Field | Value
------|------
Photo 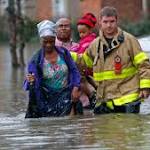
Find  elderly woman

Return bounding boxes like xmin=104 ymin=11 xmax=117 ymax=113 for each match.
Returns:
xmin=24 ymin=20 xmax=82 ymax=118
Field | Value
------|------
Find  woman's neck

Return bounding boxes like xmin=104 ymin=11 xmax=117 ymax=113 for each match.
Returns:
xmin=45 ymin=50 xmax=58 ymax=64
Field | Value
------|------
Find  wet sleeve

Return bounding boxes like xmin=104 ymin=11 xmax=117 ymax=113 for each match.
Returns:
xmin=129 ymin=35 xmax=150 ymax=88
xmin=65 ymin=50 xmax=81 ymax=88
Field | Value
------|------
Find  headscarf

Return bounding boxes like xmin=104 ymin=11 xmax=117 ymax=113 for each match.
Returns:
xmin=77 ymin=13 xmax=97 ymax=28
xmin=37 ymin=20 xmax=56 ymax=38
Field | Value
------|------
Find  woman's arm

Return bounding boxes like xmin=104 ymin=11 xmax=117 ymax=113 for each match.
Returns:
xmin=64 ymin=49 xmax=81 ymax=88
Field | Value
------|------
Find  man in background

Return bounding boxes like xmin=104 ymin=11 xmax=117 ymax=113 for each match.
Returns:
xmin=55 ymin=18 xmax=78 ymax=50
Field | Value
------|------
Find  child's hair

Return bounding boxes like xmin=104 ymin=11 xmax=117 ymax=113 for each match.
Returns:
xmin=77 ymin=13 xmax=97 ymax=28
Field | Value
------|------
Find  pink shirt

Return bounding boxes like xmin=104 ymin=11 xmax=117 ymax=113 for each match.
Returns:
xmin=55 ymin=38 xmax=79 ymax=51
xmin=71 ymin=33 xmax=96 ymax=54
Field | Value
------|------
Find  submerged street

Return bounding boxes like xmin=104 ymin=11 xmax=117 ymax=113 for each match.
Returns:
xmin=0 ymin=44 xmax=150 ymax=149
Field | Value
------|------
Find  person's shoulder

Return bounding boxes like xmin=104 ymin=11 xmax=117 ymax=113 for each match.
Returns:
xmin=30 ymin=49 xmax=42 ymax=63
xmin=123 ymin=30 xmax=137 ymax=41
xmin=86 ymin=37 xmax=100 ymax=53
xmin=56 ymin=45 xmax=67 ymax=52
xmin=81 ymin=33 xmax=97 ymax=44
xmin=72 ymin=41 xmax=78 ymax=46
xmin=90 ymin=36 xmax=100 ymax=46
xmin=122 ymin=30 xmax=140 ymax=49
xmin=56 ymin=46 xmax=69 ymax=56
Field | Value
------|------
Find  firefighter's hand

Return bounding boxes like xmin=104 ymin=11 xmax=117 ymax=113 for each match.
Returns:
xmin=26 ymin=73 xmax=35 ymax=83
xmin=71 ymin=87 xmax=80 ymax=102
xmin=139 ymin=88 xmax=150 ymax=99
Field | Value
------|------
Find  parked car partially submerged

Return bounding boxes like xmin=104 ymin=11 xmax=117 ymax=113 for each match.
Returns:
xmin=138 ymin=36 xmax=150 ymax=57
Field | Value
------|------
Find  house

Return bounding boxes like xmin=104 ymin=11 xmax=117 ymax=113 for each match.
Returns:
xmin=35 ymin=0 xmax=150 ymax=22
xmin=0 ymin=0 xmax=149 ymax=22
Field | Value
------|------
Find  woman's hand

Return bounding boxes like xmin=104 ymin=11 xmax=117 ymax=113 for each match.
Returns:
xmin=71 ymin=87 xmax=80 ymax=102
xmin=26 ymin=73 xmax=35 ymax=83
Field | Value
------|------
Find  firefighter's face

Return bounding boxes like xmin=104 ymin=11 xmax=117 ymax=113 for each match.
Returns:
xmin=99 ymin=16 xmax=118 ymax=38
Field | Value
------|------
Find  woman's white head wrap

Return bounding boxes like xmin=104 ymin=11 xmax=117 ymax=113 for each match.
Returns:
xmin=37 ymin=20 xmax=56 ymax=38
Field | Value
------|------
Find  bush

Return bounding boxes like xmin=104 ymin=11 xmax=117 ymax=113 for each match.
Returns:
xmin=120 ymin=18 xmax=150 ymax=37
xmin=0 ymin=16 xmax=38 ymax=43
xmin=1 ymin=16 xmax=150 ymax=43
xmin=23 ymin=17 xmax=39 ymax=42
xmin=71 ymin=20 xmax=80 ymax=42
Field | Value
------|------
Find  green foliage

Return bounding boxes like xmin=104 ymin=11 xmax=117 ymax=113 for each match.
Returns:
xmin=1 ymin=16 xmax=150 ymax=43
xmin=120 ymin=18 xmax=150 ymax=37
xmin=21 ymin=17 xmax=39 ymax=42
xmin=0 ymin=16 xmax=39 ymax=43
xmin=0 ymin=16 xmax=9 ymax=42
xmin=71 ymin=20 xmax=80 ymax=42
xmin=0 ymin=30 xmax=9 ymax=42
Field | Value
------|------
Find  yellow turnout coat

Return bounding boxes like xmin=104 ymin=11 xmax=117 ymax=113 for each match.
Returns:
xmin=83 ymin=28 xmax=150 ymax=108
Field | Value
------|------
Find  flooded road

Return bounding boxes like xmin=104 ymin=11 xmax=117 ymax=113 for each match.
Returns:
xmin=0 ymin=43 xmax=150 ymax=150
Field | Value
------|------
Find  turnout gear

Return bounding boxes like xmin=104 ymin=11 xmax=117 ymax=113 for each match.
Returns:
xmin=83 ymin=28 xmax=150 ymax=111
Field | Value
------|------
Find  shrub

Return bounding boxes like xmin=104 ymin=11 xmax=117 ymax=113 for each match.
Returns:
xmin=120 ymin=18 xmax=150 ymax=37
xmin=0 ymin=16 xmax=38 ymax=43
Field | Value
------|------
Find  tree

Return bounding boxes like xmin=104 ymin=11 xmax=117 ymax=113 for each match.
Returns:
xmin=6 ymin=0 xmax=25 ymax=67
xmin=6 ymin=0 xmax=18 ymax=67
xmin=16 ymin=0 xmax=25 ymax=66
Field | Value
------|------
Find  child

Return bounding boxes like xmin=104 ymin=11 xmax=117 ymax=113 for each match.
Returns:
xmin=72 ymin=13 xmax=97 ymax=109
xmin=72 ymin=13 xmax=97 ymax=53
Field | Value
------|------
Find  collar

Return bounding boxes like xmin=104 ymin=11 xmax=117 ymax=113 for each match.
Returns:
xmin=55 ymin=37 xmax=73 ymax=48
xmin=99 ymin=28 xmax=124 ymax=47
xmin=99 ymin=28 xmax=124 ymax=57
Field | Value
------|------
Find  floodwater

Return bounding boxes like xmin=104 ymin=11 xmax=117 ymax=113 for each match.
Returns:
xmin=0 ymin=43 xmax=150 ymax=150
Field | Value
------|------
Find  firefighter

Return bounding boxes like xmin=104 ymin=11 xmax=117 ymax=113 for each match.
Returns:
xmin=82 ymin=6 xmax=150 ymax=114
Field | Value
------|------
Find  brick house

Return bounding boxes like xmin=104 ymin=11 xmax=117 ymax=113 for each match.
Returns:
xmin=0 ymin=0 xmax=150 ymax=22
xmin=80 ymin=0 xmax=150 ymax=22
xmin=3 ymin=0 xmax=148 ymax=22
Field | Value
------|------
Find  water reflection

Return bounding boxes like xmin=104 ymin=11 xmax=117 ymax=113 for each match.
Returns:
xmin=0 ymin=43 xmax=150 ymax=149
xmin=1 ymin=115 xmax=150 ymax=149
xmin=0 ymin=43 xmax=40 ymax=117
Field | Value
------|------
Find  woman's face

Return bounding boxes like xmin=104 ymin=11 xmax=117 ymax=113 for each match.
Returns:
xmin=42 ymin=36 xmax=56 ymax=51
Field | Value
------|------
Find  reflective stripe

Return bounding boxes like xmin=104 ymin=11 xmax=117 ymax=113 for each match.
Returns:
xmin=95 ymin=101 xmax=114 ymax=110
xmin=70 ymin=52 xmax=78 ymax=62
xmin=133 ymin=52 xmax=149 ymax=65
xmin=113 ymin=93 xmax=139 ymax=106
xmin=106 ymin=101 xmax=114 ymax=109
xmin=140 ymin=79 xmax=150 ymax=88
xmin=95 ymin=92 xmax=139 ymax=109
xmin=83 ymin=53 xmax=93 ymax=68
xmin=95 ymin=101 xmax=101 ymax=107
xmin=93 ymin=67 xmax=137 ymax=81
